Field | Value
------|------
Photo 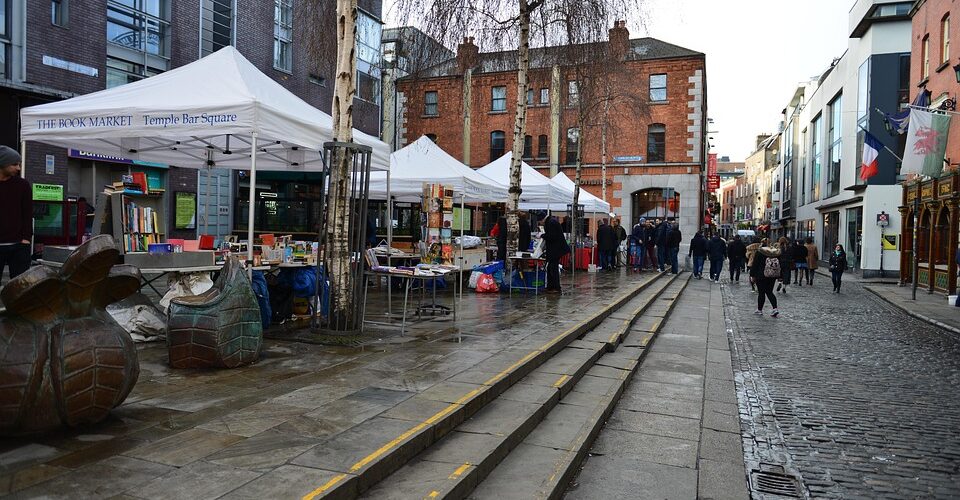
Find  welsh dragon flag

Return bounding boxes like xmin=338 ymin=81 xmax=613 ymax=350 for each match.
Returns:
xmin=902 ymin=108 xmax=952 ymax=177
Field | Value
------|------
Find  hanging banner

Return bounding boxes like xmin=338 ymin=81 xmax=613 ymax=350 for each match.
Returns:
xmin=708 ymin=153 xmax=718 ymax=176
xmin=175 ymin=192 xmax=197 ymax=229
xmin=707 ymin=175 xmax=721 ymax=190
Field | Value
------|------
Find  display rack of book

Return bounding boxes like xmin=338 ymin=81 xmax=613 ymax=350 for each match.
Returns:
xmin=109 ymin=192 xmax=166 ymax=254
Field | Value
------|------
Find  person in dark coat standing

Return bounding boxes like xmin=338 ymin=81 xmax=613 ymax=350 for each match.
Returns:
xmin=493 ymin=216 xmax=507 ymax=261
xmin=613 ymin=219 xmax=627 ymax=268
xmin=666 ymin=220 xmax=682 ymax=274
xmin=596 ymin=219 xmax=617 ymax=270
xmin=775 ymin=237 xmax=792 ymax=293
xmin=518 ymin=212 xmax=532 ymax=253
xmin=707 ymin=234 xmax=727 ymax=282
xmin=689 ymin=232 xmax=707 ymax=279
xmin=542 ymin=216 xmax=568 ymax=293
xmin=654 ymin=220 xmax=669 ymax=272
xmin=629 ymin=219 xmax=646 ymax=271
xmin=727 ymin=235 xmax=747 ymax=283
xmin=0 ymin=146 xmax=30 ymax=285
xmin=829 ymin=243 xmax=848 ymax=293
xmin=644 ymin=220 xmax=657 ymax=270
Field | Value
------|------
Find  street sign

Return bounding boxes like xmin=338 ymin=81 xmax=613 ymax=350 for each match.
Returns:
xmin=614 ymin=155 xmax=644 ymax=163
xmin=877 ymin=212 xmax=889 ymax=227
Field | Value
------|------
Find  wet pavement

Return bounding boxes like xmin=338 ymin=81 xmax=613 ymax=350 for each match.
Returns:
xmin=723 ymin=277 xmax=960 ymax=499
xmin=0 ymin=269 xmax=652 ymax=498
xmin=567 ymin=277 xmax=749 ymax=500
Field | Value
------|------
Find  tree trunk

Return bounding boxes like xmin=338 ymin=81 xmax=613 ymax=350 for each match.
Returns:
xmin=327 ymin=0 xmax=358 ymax=329
xmin=600 ymin=92 xmax=610 ymax=202
xmin=506 ymin=0 xmax=532 ymax=269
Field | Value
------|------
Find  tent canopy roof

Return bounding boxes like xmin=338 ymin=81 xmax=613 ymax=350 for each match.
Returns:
xmin=541 ymin=172 xmax=611 ymax=213
xmin=477 ymin=153 xmax=572 ymax=205
xmin=369 ymin=136 xmax=508 ymax=202
xmin=20 ymin=46 xmax=389 ymax=171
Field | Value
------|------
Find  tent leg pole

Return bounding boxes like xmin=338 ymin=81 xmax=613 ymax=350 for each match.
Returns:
xmin=387 ymin=170 xmax=392 ymax=317
xmin=19 ymin=140 xmax=25 ymax=180
xmin=247 ymin=133 xmax=258 ymax=275
xmin=460 ymin=194 xmax=464 ymax=310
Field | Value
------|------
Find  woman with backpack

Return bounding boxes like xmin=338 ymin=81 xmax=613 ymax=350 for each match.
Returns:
xmin=829 ymin=243 xmax=848 ymax=293
xmin=792 ymin=239 xmax=808 ymax=286
xmin=749 ymin=237 xmax=781 ymax=317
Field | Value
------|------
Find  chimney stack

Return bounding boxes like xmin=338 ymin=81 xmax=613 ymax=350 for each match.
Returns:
xmin=456 ymin=36 xmax=479 ymax=74
xmin=608 ymin=20 xmax=629 ymax=60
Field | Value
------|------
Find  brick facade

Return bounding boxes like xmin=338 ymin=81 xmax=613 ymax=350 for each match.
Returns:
xmin=397 ymin=34 xmax=707 ymax=254
xmin=911 ymin=0 xmax=960 ymax=169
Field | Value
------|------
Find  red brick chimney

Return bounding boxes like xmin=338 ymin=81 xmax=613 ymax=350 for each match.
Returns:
xmin=608 ymin=20 xmax=629 ymax=60
xmin=456 ymin=37 xmax=479 ymax=73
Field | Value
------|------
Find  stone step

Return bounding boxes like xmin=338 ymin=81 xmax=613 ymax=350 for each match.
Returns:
xmin=359 ymin=273 xmax=689 ymax=500
xmin=580 ymin=273 xmax=680 ymax=351
xmin=299 ymin=272 xmax=668 ymax=499
xmin=467 ymin=275 xmax=691 ymax=500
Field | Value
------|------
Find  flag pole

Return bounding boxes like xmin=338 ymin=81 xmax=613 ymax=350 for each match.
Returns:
xmin=857 ymin=125 xmax=903 ymax=162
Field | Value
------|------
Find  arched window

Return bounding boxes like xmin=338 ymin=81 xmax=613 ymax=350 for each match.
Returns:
xmin=490 ymin=130 xmax=506 ymax=161
xmin=934 ymin=208 xmax=950 ymax=265
xmin=918 ymin=209 xmax=931 ymax=264
xmin=523 ymin=135 xmax=533 ymax=159
xmin=647 ymin=124 xmax=665 ymax=162
xmin=630 ymin=188 xmax=680 ymax=226
xmin=566 ymin=127 xmax=580 ymax=164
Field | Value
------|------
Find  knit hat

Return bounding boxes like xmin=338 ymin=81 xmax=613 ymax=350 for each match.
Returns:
xmin=0 ymin=146 xmax=21 ymax=166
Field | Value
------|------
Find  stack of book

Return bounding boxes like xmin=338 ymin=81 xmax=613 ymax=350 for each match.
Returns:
xmin=121 ymin=200 xmax=162 ymax=252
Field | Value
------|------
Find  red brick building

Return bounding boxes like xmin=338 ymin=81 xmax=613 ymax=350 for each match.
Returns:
xmin=900 ymin=0 xmax=960 ymax=290
xmin=397 ymin=24 xmax=707 ymax=246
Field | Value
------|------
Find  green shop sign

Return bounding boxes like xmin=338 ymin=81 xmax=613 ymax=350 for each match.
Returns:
xmin=32 ymin=183 xmax=64 ymax=201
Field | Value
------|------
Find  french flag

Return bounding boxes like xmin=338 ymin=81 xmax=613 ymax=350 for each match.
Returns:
xmin=860 ymin=131 xmax=883 ymax=180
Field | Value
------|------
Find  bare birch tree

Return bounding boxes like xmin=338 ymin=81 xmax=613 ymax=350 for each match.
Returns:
xmin=392 ymin=0 xmax=644 ymax=271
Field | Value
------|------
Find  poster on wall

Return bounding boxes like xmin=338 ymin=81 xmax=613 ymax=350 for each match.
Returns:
xmin=175 ymin=192 xmax=197 ymax=229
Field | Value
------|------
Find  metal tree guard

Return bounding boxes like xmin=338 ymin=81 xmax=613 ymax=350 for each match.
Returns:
xmin=314 ymin=141 xmax=373 ymax=332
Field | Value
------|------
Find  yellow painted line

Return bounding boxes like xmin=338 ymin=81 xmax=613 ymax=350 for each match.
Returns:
xmin=449 ymin=463 xmax=471 ymax=479
xmin=304 ymin=283 xmax=650 ymax=498
xmin=426 ymin=491 xmax=440 ymax=499
xmin=302 ymin=473 xmax=349 ymax=500
xmin=553 ymin=375 xmax=570 ymax=388
xmin=652 ymin=318 xmax=663 ymax=332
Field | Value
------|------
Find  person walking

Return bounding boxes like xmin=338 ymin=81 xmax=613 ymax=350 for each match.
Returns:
xmin=542 ymin=215 xmax=569 ymax=294
xmin=775 ymin=237 xmax=792 ymax=293
xmin=707 ymin=233 xmax=727 ymax=282
xmin=727 ymin=235 xmax=747 ymax=283
xmin=689 ymin=232 xmax=707 ymax=279
xmin=492 ymin=216 xmax=507 ymax=262
xmin=804 ymin=237 xmax=819 ymax=285
xmin=791 ymin=239 xmax=808 ymax=286
xmin=749 ymin=238 xmax=781 ymax=317
xmin=0 ymin=146 xmax=31 ymax=286
xmin=829 ymin=243 xmax=848 ymax=293
xmin=666 ymin=220 xmax=682 ymax=274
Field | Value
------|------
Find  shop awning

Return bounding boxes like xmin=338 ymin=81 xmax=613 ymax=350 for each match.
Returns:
xmin=20 ymin=46 xmax=390 ymax=172
xmin=477 ymin=153 xmax=573 ymax=206
xmin=368 ymin=136 xmax=508 ymax=202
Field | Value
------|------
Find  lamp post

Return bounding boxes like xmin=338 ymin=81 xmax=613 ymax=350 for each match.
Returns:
xmin=912 ymin=186 xmax=919 ymax=301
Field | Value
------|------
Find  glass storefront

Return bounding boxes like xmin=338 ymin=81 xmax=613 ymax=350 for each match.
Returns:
xmin=822 ymin=211 xmax=839 ymax=257
xmin=631 ymin=188 xmax=680 ymax=227
xmin=845 ymin=207 xmax=862 ymax=270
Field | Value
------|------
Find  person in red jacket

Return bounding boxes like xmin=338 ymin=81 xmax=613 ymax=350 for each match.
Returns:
xmin=0 ymin=145 xmax=31 ymax=284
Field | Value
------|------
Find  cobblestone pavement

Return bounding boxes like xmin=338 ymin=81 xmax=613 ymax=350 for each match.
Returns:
xmin=722 ymin=277 xmax=960 ymax=499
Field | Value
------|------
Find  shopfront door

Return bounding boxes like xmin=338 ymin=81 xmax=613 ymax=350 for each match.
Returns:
xmin=822 ymin=211 xmax=839 ymax=257
xmin=846 ymin=207 xmax=863 ymax=270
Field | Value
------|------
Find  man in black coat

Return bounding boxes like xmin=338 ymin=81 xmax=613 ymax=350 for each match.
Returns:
xmin=666 ymin=220 xmax=682 ymax=274
xmin=654 ymin=220 xmax=669 ymax=272
xmin=596 ymin=219 xmax=616 ymax=270
xmin=542 ymin=216 xmax=568 ymax=293
xmin=727 ymin=235 xmax=747 ymax=282
xmin=518 ymin=212 xmax=532 ymax=253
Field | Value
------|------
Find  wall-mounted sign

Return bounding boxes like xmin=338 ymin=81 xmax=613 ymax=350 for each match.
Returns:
xmin=881 ymin=234 xmax=898 ymax=251
xmin=42 ymin=55 xmax=98 ymax=77
xmin=32 ymin=183 xmax=64 ymax=201
xmin=68 ymin=149 xmax=168 ymax=169
xmin=45 ymin=155 xmax=55 ymax=175
xmin=707 ymin=175 xmax=721 ymax=190
xmin=175 ymin=192 xmax=197 ymax=229
xmin=708 ymin=153 xmax=718 ymax=176
xmin=614 ymin=155 xmax=644 ymax=163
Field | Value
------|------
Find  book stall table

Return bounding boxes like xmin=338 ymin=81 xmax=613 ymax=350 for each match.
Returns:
xmin=507 ymin=256 xmax=546 ymax=296
xmin=363 ymin=264 xmax=458 ymax=336
xmin=38 ymin=260 xmax=269 ymax=296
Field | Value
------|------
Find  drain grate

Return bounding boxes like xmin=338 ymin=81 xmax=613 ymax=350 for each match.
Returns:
xmin=751 ymin=470 xmax=802 ymax=497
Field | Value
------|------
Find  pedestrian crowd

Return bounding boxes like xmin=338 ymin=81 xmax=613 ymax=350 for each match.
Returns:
xmin=597 ymin=217 xmax=683 ymax=274
xmin=684 ymin=229 xmax=849 ymax=318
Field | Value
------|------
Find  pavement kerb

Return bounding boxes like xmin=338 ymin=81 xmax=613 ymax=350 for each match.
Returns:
xmin=302 ymin=271 xmax=667 ymax=500
xmin=864 ymin=285 xmax=960 ymax=337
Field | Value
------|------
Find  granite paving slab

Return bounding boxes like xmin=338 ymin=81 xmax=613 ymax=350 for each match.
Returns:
xmin=565 ymin=456 xmax=698 ymax=500
xmin=225 ymin=464 xmax=358 ymax=500
xmin=122 ymin=428 xmax=245 ymax=467
xmin=205 ymin=428 xmax=321 ymax=471
xmin=132 ymin=460 xmax=261 ymax=500
xmin=12 ymin=456 xmax=174 ymax=499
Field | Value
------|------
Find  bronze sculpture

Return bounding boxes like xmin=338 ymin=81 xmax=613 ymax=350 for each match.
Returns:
xmin=166 ymin=256 xmax=262 ymax=368
xmin=0 ymin=235 xmax=141 ymax=436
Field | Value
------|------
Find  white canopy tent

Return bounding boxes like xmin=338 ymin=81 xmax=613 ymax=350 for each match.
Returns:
xmin=19 ymin=46 xmax=390 ymax=262
xmin=477 ymin=153 xmax=572 ymax=206
xmin=368 ymin=136 xmax=508 ymax=202
xmin=519 ymin=172 xmax=611 ymax=214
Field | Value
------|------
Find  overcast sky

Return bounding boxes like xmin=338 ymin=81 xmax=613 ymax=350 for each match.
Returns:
xmin=383 ymin=0 xmax=855 ymax=162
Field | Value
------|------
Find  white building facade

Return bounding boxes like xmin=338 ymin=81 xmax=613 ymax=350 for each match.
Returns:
xmin=782 ymin=0 xmax=914 ymax=277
